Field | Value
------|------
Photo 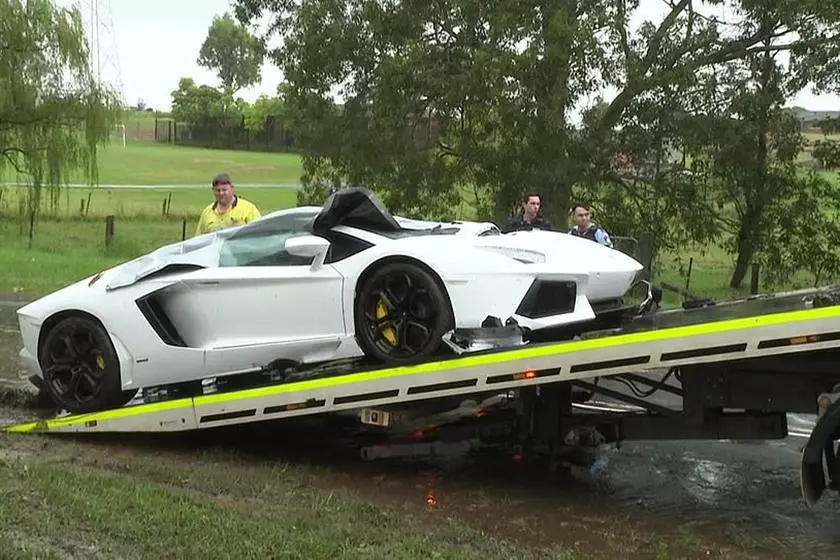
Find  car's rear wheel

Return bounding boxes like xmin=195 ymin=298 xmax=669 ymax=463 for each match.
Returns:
xmin=354 ymin=261 xmax=454 ymax=364
xmin=38 ymin=316 xmax=134 ymax=414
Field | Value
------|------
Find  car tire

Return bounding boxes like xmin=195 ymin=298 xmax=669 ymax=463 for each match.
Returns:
xmin=354 ymin=261 xmax=454 ymax=364
xmin=38 ymin=316 xmax=135 ymax=414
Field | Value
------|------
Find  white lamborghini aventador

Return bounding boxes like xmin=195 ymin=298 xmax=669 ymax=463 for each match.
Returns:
xmin=17 ymin=187 xmax=645 ymax=413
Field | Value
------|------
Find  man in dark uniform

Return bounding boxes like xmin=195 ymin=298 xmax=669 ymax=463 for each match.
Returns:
xmin=503 ymin=193 xmax=553 ymax=233
xmin=568 ymin=202 xmax=613 ymax=248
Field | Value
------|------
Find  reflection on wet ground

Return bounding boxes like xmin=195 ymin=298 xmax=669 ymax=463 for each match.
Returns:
xmin=0 ymin=299 xmax=837 ymax=557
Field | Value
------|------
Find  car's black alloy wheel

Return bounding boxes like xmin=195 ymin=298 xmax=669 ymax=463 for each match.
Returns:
xmin=355 ymin=262 xmax=453 ymax=363
xmin=39 ymin=316 xmax=133 ymax=413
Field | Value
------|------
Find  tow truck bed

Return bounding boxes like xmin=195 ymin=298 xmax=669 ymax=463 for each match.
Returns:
xmin=6 ymin=286 xmax=840 ymax=435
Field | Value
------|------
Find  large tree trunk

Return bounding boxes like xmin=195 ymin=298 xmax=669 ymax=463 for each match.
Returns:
xmin=730 ymin=237 xmax=754 ymax=289
xmin=730 ymin=44 xmax=773 ymax=290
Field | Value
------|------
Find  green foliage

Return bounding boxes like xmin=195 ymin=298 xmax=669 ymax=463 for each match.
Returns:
xmin=198 ymin=12 xmax=265 ymax=94
xmin=575 ymin=83 xmax=721 ymax=274
xmin=681 ymin=49 xmax=840 ymax=289
xmin=756 ymin=170 xmax=840 ymax=288
xmin=0 ymin=0 xmax=123 ymax=245
xmin=819 ymin=116 xmax=840 ymax=135
xmin=170 ymin=77 xmax=244 ymax=126
xmin=243 ymin=94 xmax=288 ymax=133
xmin=233 ymin=0 xmax=840 ymax=228
xmin=784 ymin=0 xmax=840 ymax=95
xmin=813 ymin=139 xmax=840 ymax=169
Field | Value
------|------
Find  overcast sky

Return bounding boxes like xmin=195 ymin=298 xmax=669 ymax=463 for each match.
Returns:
xmin=61 ymin=0 xmax=840 ymax=113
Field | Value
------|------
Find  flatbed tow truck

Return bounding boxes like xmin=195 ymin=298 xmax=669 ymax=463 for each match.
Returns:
xmin=7 ymin=284 xmax=840 ymax=509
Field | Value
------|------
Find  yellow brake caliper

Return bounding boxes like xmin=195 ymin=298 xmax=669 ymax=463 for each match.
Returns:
xmin=376 ymin=297 xmax=397 ymax=345
xmin=95 ymin=353 xmax=106 ymax=371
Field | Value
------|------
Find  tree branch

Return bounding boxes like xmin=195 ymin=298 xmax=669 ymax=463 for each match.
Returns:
xmin=616 ymin=0 xmax=632 ymax=66
xmin=639 ymin=0 xmax=690 ymax=72
xmin=0 ymin=147 xmax=29 ymax=175
xmin=596 ymin=0 xmax=689 ymax=134
xmin=436 ymin=139 xmax=460 ymax=159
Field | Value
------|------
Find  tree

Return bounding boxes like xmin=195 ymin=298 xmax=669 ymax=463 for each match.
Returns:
xmin=198 ymin=13 xmax=265 ymax=94
xmin=813 ymin=139 xmax=840 ymax=169
xmin=170 ymin=78 xmax=243 ymax=125
xmin=684 ymin=47 xmax=840 ymax=289
xmin=170 ymin=77 xmax=247 ymax=149
xmin=233 ymin=0 xmax=840 ymax=225
xmin=573 ymin=87 xmax=719 ymax=278
xmin=0 ymin=0 xmax=122 ymax=245
xmin=243 ymin=94 xmax=288 ymax=133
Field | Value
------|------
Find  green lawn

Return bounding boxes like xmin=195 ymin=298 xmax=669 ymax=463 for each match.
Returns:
xmin=91 ymin=142 xmax=303 ymax=185
xmin=0 ymin=185 xmax=298 ymax=220
xmin=1 ymin=142 xmax=304 ymax=187
xmin=0 ymin=219 xmax=187 ymax=294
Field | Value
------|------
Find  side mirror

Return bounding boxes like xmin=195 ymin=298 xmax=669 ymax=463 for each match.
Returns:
xmin=285 ymin=234 xmax=330 ymax=258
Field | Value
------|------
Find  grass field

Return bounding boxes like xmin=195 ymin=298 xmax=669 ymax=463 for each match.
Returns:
xmin=2 ymin=142 xmax=303 ymax=187
xmin=0 ymin=185 xmax=298 ymax=220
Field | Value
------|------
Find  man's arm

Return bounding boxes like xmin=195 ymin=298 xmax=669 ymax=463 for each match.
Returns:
xmin=245 ymin=202 xmax=261 ymax=223
xmin=195 ymin=207 xmax=209 ymax=236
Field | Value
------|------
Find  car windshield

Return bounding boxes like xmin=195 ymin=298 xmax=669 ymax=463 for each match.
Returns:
xmin=218 ymin=208 xmax=320 ymax=267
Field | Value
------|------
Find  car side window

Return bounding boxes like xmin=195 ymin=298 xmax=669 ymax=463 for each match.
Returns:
xmin=219 ymin=231 xmax=315 ymax=267
xmin=216 ymin=209 xmax=323 ymax=267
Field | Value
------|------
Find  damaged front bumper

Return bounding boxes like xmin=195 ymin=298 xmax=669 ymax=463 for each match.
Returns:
xmin=441 ymin=316 xmax=528 ymax=355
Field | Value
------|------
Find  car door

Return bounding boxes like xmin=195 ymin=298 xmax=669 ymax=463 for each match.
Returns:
xmin=162 ymin=227 xmax=347 ymax=377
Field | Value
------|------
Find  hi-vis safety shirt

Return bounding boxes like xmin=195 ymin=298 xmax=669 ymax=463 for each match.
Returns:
xmin=195 ymin=195 xmax=261 ymax=235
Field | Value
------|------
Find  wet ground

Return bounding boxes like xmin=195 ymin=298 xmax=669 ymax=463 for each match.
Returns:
xmin=1 ymin=300 xmax=837 ymax=557
xmin=0 ymin=301 xmax=28 ymax=391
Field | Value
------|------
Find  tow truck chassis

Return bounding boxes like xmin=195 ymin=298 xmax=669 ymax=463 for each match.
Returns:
xmin=7 ymin=286 xmax=840 ymax=507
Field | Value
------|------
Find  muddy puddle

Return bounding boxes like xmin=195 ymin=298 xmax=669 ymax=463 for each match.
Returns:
xmin=0 ymin=299 xmax=836 ymax=557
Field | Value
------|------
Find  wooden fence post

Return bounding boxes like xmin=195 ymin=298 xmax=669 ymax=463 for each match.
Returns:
xmin=105 ymin=215 xmax=115 ymax=247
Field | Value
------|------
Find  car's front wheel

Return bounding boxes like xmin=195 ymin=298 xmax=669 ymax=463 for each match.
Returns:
xmin=354 ymin=261 xmax=454 ymax=364
xmin=38 ymin=315 xmax=134 ymax=414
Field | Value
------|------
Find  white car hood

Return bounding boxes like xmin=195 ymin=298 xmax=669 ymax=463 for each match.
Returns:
xmin=468 ymin=229 xmax=644 ymax=274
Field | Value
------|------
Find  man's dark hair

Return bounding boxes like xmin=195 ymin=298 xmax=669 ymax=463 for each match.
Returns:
xmin=522 ymin=192 xmax=541 ymax=203
xmin=570 ymin=201 xmax=590 ymax=213
xmin=212 ymin=173 xmax=232 ymax=186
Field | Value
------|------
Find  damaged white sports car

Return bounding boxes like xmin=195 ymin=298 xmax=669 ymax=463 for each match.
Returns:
xmin=17 ymin=187 xmax=646 ymax=413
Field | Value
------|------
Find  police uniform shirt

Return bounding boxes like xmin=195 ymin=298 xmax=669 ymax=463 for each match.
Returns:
xmin=569 ymin=224 xmax=613 ymax=248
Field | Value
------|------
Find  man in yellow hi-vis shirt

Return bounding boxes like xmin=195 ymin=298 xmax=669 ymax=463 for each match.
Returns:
xmin=195 ymin=173 xmax=262 ymax=236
